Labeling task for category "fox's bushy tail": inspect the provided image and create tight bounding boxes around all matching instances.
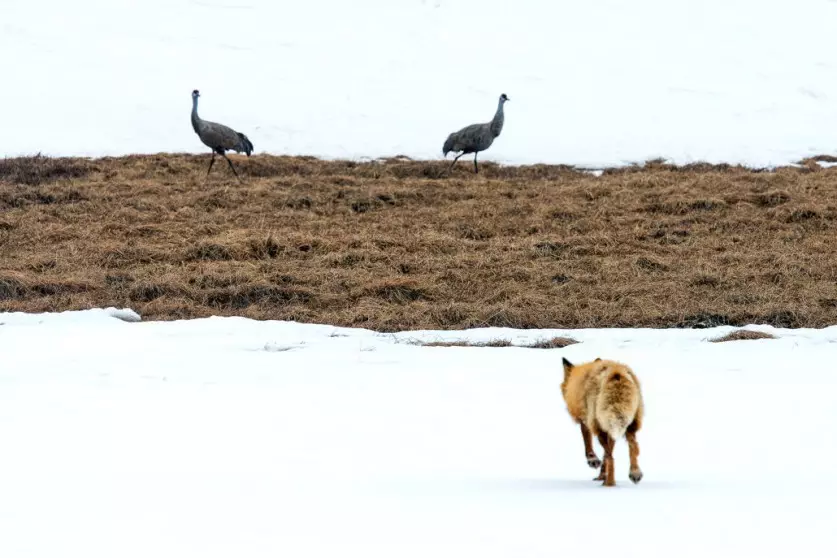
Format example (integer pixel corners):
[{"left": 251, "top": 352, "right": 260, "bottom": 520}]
[{"left": 597, "top": 369, "right": 640, "bottom": 440}]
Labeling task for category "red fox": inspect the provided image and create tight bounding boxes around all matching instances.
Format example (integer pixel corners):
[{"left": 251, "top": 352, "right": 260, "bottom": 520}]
[{"left": 561, "top": 357, "right": 644, "bottom": 487}]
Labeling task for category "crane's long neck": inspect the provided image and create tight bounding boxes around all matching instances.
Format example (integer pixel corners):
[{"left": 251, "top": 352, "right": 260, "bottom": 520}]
[
  {"left": 191, "top": 97, "right": 201, "bottom": 133},
  {"left": 490, "top": 99, "right": 505, "bottom": 137}
]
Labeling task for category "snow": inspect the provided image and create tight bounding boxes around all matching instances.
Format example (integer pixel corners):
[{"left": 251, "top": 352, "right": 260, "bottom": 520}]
[
  {"left": 1, "top": 308, "right": 836, "bottom": 556},
  {"left": 3, "top": 0, "right": 837, "bottom": 167}
]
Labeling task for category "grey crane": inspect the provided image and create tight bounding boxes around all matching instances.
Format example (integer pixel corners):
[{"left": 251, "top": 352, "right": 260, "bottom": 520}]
[
  {"left": 442, "top": 93, "right": 509, "bottom": 173},
  {"left": 191, "top": 89, "right": 254, "bottom": 181}
]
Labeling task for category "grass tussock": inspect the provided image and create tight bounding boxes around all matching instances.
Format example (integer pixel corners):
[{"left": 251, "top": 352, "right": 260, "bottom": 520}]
[
  {"left": 0, "top": 154, "right": 95, "bottom": 186},
  {"left": 526, "top": 336, "right": 579, "bottom": 349},
  {"left": 2, "top": 153, "right": 837, "bottom": 331},
  {"left": 710, "top": 330, "right": 778, "bottom": 342}
]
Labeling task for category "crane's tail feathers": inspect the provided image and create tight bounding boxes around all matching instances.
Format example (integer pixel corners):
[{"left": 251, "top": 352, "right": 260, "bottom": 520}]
[
  {"left": 237, "top": 133, "right": 254, "bottom": 156},
  {"left": 442, "top": 134, "right": 455, "bottom": 157}
]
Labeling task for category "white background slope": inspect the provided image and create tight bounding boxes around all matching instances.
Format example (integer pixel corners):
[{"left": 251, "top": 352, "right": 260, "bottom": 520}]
[
  {"left": 2, "top": 0, "right": 837, "bottom": 167},
  {"left": 1, "top": 309, "right": 836, "bottom": 556}
]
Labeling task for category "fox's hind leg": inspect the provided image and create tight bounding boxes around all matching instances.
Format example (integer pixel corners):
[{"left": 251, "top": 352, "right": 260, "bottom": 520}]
[
  {"left": 626, "top": 424, "right": 643, "bottom": 484},
  {"left": 580, "top": 424, "right": 601, "bottom": 469},
  {"left": 596, "top": 431, "right": 616, "bottom": 487},
  {"left": 592, "top": 429, "right": 606, "bottom": 481},
  {"left": 604, "top": 435, "right": 616, "bottom": 487}
]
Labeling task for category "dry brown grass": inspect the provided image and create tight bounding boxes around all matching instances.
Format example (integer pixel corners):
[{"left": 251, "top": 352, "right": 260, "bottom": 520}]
[
  {"left": 709, "top": 330, "right": 778, "bottom": 342},
  {"left": 525, "top": 336, "right": 579, "bottom": 348},
  {"left": 412, "top": 336, "right": 578, "bottom": 348},
  {"left": 2, "top": 153, "right": 837, "bottom": 331},
  {"left": 418, "top": 339, "right": 514, "bottom": 348}
]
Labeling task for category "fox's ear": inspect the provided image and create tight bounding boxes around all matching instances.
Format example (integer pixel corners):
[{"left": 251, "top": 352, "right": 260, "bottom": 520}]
[
  {"left": 594, "top": 357, "right": 601, "bottom": 362},
  {"left": 562, "top": 357, "right": 573, "bottom": 378}
]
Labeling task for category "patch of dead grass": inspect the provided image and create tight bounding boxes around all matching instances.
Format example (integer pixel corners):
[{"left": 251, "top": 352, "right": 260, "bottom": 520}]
[
  {"left": 709, "top": 330, "right": 778, "bottom": 342},
  {"left": 2, "top": 154, "right": 837, "bottom": 331},
  {"left": 418, "top": 339, "right": 514, "bottom": 348},
  {"left": 526, "top": 336, "right": 579, "bottom": 348},
  {"left": 409, "top": 336, "right": 578, "bottom": 348}
]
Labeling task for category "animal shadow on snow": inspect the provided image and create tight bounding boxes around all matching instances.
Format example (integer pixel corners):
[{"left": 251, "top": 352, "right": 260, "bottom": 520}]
[{"left": 498, "top": 478, "right": 679, "bottom": 492}]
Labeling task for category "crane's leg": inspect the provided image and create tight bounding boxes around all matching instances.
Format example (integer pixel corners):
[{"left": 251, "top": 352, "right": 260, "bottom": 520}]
[
  {"left": 447, "top": 153, "right": 465, "bottom": 173},
  {"left": 474, "top": 152, "right": 479, "bottom": 173},
  {"left": 222, "top": 153, "right": 243, "bottom": 182},
  {"left": 206, "top": 152, "right": 217, "bottom": 176}
]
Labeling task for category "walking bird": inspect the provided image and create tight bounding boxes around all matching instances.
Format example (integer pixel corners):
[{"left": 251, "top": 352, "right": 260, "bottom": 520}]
[
  {"left": 442, "top": 93, "right": 509, "bottom": 173},
  {"left": 190, "top": 89, "right": 254, "bottom": 180}
]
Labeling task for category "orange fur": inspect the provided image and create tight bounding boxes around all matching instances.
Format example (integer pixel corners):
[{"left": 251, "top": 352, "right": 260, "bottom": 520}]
[{"left": 561, "top": 357, "right": 644, "bottom": 487}]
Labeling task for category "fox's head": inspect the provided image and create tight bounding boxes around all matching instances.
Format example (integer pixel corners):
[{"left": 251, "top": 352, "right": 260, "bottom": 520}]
[
  {"left": 561, "top": 357, "right": 576, "bottom": 396},
  {"left": 561, "top": 357, "right": 603, "bottom": 396},
  {"left": 562, "top": 357, "right": 573, "bottom": 381}
]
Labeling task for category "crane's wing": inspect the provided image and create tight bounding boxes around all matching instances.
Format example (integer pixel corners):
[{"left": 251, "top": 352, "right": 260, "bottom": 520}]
[
  {"left": 444, "top": 123, "right": 490, "bottom": 154},
  {"left": 199, "top": 120, "right": 244, "bottom": 152}
]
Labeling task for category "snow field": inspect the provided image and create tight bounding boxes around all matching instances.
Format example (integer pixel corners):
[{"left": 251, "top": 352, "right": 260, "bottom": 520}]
[{"left": 1, "top": 310, "right": 835, "bottom": 556}]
